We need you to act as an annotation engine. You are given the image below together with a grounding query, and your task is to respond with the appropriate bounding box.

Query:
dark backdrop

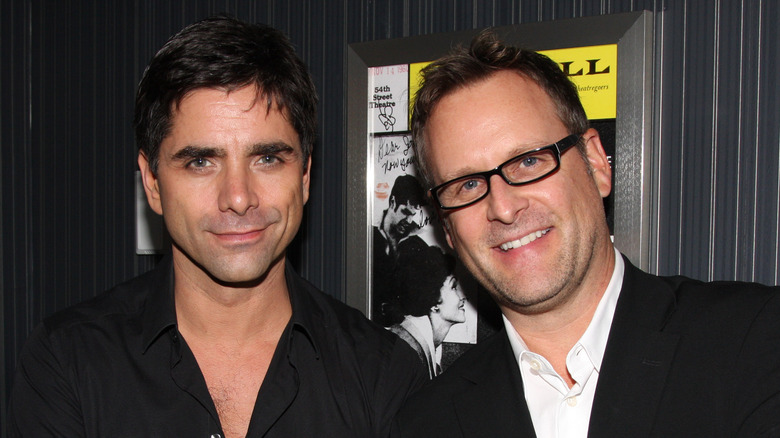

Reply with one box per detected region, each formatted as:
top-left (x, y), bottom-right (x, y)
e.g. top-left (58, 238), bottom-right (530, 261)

top-left (3, 0), bottom-right (779, 429)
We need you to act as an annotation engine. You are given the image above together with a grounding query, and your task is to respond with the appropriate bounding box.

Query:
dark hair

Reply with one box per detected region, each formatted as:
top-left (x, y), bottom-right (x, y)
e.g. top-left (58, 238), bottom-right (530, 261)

top-left (134, 16), bottom-right (317, 173)
top-left (389, 174), bottom-right (426, 209)
top-left (411, 29), bottom-right (588, 189)
top-left (393, 246), bottom-right (456, 317)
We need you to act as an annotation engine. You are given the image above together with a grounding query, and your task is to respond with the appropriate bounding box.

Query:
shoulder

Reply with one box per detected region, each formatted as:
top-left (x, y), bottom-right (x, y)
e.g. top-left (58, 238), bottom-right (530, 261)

top-left (434, 329), bottom-right (507, 378)
top-left (389, 324), bottom-right (418, 346)
top-left (402, 330), bottom-right (508, 406)
top-left (622, 257), bottom-right (780, 328)
top-left (665, 276), bottom-right (780, 347)
top-left (671, 276), bottom-right (778, 306)
top-left (286, 267), bottom-right (427, 375)
top-left (286, 268), bottom-right (428, 432)
top-left (19, 261), bottom-right (171, 378)
top-left (9, 266), bottom-right (166, 435)
top-left (394, 331), bottom-right (515, 436)
top-left (620, 260), bottom-right (780, 376)
top-left (288, 269), bottom-right (395, 345)
top-left (623, 260), bottom-right (780, 321)
top-left (37, 266), bottom-right (162, 346)
top-left (618, 260), bottom-right (780, 434)
top-left (389, 323), bottom-right (426, 361)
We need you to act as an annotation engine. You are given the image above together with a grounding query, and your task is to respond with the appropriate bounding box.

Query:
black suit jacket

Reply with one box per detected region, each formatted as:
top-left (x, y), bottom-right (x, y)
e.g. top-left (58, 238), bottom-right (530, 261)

top-left (395, 256), bottom-right (780, 437)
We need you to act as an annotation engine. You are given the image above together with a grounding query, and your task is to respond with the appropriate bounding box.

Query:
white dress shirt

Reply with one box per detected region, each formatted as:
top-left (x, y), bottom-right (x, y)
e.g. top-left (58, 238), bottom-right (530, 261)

top-left (503, 248), bottom-right (624, 438)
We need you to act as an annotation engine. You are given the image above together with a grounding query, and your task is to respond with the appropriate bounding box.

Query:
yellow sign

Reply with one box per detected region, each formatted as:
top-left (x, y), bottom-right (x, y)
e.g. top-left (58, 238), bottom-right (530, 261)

top-left (407, 44), bottom-right (617, 122)
top-left (540, 44), bottom-right (616, 120)
top-left (408, 62), bottom-right (428, 127)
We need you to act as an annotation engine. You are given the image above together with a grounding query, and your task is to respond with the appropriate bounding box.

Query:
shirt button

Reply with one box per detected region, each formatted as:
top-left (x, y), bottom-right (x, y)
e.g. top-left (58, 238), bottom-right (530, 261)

top-left (567, 396), bottom-right (578, 407)
top-left (210, 434), bottom-right (223, 438)
top-left (530, 360), bottom-right (541, 371)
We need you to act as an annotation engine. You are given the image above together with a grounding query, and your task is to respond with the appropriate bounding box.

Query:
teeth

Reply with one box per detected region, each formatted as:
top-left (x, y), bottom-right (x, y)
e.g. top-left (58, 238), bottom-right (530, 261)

top-left (500, 229), bottom-right (549, 251)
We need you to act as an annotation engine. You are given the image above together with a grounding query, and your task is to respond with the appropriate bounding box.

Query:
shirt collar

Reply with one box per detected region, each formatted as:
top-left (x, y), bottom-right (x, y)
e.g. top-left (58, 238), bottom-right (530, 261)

top-left (575, 247), bottom-right (624, 372)
top-left (503, 247), bottom-right (625, 372)
top-left (402, 315), bottom-right (437, 356)
top-left (283, 259), bottom-right (322, 358)
top-left (141, 254), bottom-right (177, 353)
top-left (140, 255), bottom-right (321, 357)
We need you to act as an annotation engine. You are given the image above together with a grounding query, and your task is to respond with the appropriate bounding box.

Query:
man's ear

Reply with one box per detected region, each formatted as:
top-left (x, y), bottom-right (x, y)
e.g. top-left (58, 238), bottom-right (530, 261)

top-left (582, 128), bottom-right (612, 198)
top-left (302, 155), bottom-right (312, 204)
top-left (138, 152), bottom-right (163, 215)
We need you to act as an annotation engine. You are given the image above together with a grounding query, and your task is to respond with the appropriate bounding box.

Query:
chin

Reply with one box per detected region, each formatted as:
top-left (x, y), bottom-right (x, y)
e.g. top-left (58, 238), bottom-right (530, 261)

top-left (202, 258), bottom-right (276, 286)
top-left (210, 270), bottom-right (269, 287)
top-left (175, 241), bottom-right (284, 286)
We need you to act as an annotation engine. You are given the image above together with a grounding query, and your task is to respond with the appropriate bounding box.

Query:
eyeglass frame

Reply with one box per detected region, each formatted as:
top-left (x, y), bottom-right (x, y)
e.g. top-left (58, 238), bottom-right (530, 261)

top-left (429, 134), bottom-right (582, 210)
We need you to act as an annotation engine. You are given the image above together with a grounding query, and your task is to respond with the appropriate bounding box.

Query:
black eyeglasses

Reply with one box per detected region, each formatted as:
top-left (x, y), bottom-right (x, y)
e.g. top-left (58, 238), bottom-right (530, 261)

top-left (430, 134), bottom-right (580, 210)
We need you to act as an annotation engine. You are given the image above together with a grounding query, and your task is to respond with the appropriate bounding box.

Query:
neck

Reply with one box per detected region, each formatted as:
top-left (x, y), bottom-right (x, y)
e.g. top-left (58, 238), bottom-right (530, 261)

top-left (173, 253), bottom-right (292, 344)
top-left (504, 243), bottom-right (616, 382)
top-left (428, 314), bottom-right (453, 347)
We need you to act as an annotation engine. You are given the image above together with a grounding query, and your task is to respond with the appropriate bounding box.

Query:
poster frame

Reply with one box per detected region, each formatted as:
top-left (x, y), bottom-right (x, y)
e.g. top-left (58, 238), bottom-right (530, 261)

top-left (346, 11), bottom-right (655, 315)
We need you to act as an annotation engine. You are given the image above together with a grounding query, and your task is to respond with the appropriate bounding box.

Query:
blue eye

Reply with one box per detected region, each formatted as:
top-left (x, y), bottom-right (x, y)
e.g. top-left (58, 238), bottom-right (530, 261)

top-left (259, 155), bottom-right (281, 165)
top-left (462, 179), bottom-right (482, 191)
top-left (187, 157), bottom-right (211, 168)
top-left (521, 156), bottom-right (539, 167)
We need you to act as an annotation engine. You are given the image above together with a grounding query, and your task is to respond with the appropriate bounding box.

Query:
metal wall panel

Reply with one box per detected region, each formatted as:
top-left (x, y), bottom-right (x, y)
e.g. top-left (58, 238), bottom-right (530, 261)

top-left (3, 0), bottom-right (779, 426)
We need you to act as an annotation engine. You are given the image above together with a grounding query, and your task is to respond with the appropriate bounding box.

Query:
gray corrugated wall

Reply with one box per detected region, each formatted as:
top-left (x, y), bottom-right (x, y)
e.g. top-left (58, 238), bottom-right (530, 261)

top-left (2, 0), bottom-right (779, 425)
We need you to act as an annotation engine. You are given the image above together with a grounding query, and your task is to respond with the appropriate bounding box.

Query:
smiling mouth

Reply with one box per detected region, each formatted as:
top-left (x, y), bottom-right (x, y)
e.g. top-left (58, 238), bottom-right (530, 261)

top-left (213, 229), bottom-right (263, 242)
top-left (499, 228), bottom-right (550, 251)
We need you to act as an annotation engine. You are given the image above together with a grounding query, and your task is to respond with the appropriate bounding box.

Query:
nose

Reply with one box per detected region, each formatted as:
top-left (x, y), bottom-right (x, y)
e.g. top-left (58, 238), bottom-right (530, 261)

top-left (485, 174), bottom-right (528, 224)
top-left (217, 165), bottom-right (259, 215)
top-left (410, 208), bottom-right (424, 228)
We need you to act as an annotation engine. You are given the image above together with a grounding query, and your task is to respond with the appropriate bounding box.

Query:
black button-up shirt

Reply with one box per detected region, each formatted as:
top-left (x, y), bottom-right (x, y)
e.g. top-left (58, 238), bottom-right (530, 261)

top-left (9, 256), bottom-right (427, 437)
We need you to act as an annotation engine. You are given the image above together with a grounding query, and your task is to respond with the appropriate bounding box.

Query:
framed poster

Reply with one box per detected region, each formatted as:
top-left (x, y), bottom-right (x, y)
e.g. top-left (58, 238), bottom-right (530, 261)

top-left (347, 11), bottom-right (654, 374)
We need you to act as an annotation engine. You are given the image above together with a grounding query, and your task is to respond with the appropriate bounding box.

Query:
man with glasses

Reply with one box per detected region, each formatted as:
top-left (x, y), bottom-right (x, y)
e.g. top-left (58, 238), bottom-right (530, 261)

top-left (394, 30), bottom-right (780, 437)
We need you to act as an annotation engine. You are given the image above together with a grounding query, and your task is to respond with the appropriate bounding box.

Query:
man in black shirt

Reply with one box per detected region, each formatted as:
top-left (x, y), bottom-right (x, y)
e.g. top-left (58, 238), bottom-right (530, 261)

top-left (9, 16), bottom-right (426, 437)
top-left (372, 174), bottom-right (429, 326)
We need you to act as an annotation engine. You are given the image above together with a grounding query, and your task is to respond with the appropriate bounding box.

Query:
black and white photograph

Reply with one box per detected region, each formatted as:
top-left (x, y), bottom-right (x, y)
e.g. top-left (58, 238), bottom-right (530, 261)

top-left (369, 132), bottom-right (480, 376)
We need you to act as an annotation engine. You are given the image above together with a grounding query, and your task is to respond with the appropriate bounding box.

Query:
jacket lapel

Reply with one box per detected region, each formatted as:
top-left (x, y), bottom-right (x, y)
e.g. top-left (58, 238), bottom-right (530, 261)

top-left (588, 258), bottom-right (680, 437)
top-left (453, 333), bottom-right (537, 437)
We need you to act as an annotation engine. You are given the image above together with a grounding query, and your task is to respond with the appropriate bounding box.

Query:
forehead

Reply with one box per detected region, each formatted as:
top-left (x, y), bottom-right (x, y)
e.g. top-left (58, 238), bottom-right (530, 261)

top-left (424, 71), bottom-right (567, 182)
top-left (165, 85), bottom-right (300, 151)
top-left (440, 276), bottom-right (460, 293)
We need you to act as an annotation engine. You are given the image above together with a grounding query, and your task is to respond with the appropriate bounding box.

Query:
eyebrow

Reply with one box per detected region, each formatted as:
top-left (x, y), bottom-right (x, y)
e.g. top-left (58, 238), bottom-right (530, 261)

top-left (170, 145), bottom-right (225, 161)
top-left (247, 141), bottom-right (297, 158)
top-left (440, 142), bottom-right (548, 182)
top-left (169, 141), bottom-right (299, 162)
